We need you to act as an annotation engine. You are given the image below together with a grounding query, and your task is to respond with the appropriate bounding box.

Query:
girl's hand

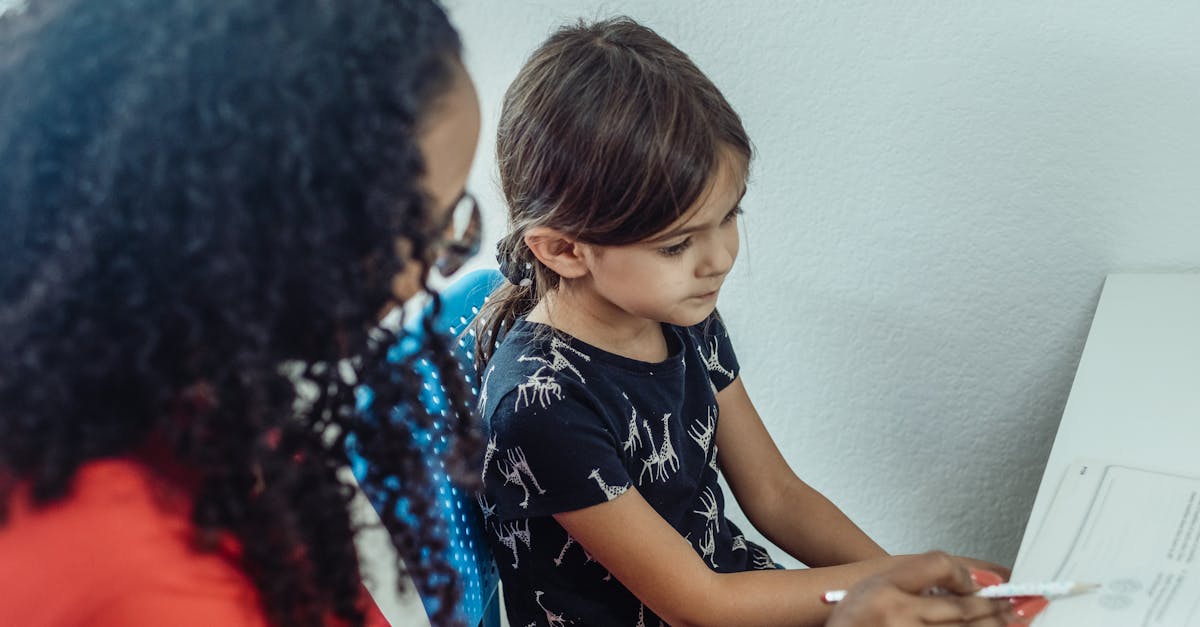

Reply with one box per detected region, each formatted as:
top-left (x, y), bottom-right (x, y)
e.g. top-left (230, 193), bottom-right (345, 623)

top-left (968, 568), bottom-right (1048, 627)
top-left (825, 551), bottom-right (1013, 627)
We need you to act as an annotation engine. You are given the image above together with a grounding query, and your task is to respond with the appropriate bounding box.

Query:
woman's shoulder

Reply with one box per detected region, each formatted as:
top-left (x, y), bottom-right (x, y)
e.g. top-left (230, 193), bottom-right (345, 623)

top-left (0, 458), bottom-right (267, 627)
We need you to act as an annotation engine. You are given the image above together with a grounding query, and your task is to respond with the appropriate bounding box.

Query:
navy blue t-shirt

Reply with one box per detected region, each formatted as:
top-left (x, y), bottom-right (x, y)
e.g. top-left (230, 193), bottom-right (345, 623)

top-left (479, 314), bottom-right (777, 626)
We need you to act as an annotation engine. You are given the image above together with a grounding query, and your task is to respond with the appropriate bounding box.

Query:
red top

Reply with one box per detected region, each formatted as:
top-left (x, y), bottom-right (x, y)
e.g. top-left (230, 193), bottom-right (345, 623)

top-left (0, 458), bottom-right (390, 627)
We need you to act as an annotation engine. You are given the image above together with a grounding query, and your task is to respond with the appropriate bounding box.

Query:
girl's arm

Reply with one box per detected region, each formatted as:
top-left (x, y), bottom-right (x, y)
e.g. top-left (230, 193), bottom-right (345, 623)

top-left (715, 376), bottom-right (887, 566)
top-left (555, 487), bottom-right (913, 627)
top-left (825, 552), bottom-right (1013, 627)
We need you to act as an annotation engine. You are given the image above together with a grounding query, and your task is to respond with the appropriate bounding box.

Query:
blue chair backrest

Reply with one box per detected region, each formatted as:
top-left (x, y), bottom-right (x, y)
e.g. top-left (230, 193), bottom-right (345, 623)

top-left (349, 269), bottom-right (504, 626)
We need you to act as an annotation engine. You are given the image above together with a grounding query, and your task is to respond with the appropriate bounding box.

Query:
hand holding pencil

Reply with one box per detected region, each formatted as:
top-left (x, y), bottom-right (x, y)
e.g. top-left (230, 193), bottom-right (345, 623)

top-left (824, 551), bottom-right (1050, 627)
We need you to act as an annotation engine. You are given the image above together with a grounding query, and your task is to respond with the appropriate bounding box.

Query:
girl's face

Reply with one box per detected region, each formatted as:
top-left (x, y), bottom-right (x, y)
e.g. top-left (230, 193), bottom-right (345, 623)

top-left (392, 62), bottom-right (482, 301)
top-left (579, 149), bottom-right (747, 329)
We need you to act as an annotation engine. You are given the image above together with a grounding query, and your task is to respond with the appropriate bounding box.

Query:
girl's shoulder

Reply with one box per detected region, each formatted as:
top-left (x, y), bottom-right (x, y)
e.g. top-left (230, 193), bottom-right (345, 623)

top-left (487, 320), bottom-right (596, 377)
top-left (479, 320), bottom-right (601, 414)
top-left (678, 310), bottom-right (740, 391)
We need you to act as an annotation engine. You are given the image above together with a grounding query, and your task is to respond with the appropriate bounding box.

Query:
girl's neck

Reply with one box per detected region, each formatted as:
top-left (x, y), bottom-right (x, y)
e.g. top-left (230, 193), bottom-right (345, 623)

top-left (526, 288), bottom-right (669, 363)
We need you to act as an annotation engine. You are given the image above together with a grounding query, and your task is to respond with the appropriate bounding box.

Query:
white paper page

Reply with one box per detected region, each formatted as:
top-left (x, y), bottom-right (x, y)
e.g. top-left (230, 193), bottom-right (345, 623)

top-left (1014, 461), bottom-right (1200, 626)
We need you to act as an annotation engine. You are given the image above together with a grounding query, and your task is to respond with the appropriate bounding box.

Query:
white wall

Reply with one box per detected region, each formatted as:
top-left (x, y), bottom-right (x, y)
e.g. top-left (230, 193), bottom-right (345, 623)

top-left (447, 0), bottom-right (1200, 569)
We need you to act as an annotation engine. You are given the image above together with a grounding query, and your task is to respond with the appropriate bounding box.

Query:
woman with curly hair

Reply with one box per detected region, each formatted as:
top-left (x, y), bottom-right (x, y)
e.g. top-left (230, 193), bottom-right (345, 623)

top-left (0, 0), bottom-right (481, 625)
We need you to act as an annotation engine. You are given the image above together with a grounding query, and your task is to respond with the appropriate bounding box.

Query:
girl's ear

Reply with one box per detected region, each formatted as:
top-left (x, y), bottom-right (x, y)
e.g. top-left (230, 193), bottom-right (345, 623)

top-left (524, 227), bottom-right (589, 279)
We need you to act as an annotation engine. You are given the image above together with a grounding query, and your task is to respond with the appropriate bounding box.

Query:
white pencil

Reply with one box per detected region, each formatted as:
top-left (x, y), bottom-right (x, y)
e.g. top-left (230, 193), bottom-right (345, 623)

top-left (821, 581), bottom-right (1099, 605)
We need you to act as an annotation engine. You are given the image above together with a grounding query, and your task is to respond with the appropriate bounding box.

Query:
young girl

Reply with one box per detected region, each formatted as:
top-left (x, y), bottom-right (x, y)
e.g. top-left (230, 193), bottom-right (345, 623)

top-left (475, 17), bottom-right (1006, 627)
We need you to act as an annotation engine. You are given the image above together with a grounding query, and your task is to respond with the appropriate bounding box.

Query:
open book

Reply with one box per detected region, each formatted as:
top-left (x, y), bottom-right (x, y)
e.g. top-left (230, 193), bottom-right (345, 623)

top-left (1012, 460), bottom-right (1200, 626)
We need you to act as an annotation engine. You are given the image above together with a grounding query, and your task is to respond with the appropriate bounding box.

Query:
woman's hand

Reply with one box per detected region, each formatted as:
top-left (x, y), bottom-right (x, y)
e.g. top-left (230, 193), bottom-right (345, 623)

top-left (825, 551), bottom-right (1013, 626)
top-left (954, 556), bottom-right (1011, 582)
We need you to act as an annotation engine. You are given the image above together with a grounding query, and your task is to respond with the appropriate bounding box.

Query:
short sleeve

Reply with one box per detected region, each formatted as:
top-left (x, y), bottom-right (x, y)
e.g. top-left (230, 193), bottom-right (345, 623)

top-left (483, 383), bottom-right (632, 520)
top-left (694, 312), bottom-right (740, 391)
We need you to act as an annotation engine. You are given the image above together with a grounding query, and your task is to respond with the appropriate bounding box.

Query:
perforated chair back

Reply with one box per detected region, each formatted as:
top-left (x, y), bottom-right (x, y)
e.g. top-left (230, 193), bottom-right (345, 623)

top-left (349, 269), bottom-right (504, 626)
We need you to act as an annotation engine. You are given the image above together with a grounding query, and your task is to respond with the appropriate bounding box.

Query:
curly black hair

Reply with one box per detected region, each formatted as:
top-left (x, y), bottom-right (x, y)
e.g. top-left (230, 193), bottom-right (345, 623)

top-left (0, 1), bottom-right (480, 625)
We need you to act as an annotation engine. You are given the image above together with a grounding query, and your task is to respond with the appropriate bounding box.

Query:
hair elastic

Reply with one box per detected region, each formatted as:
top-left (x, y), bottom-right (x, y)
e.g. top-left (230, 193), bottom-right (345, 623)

top-left (496, 249), bottom-right (534, 287)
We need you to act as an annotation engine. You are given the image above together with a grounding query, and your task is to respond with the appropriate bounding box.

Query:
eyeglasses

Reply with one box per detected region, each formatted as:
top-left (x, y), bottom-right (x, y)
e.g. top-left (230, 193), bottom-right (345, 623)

top-left (431, 191), bottom-right (482, 277)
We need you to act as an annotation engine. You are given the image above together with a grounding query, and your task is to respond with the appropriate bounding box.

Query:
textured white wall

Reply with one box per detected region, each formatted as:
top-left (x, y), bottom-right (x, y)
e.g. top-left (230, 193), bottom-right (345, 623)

top-left (448, 0), bottom-right (1200, 571)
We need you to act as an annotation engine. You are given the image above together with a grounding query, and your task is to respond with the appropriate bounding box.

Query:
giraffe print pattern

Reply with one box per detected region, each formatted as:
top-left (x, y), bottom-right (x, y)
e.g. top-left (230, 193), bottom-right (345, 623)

top-left (553, 534), bottom-right (613, 581)
top-left (512, 338), bottom-right (592, 411)
top-left (588, 468), bottom-right (629, 501)
top-left (637, 413), bottom-right (681, 485)
top-left (514, 367), bottom-right (562, 410)
top-left (701, 336), bottom-right (734, 381)
top-left (687, 406), bottom-right (717, 455)
top-left (478, 364), bottom-right (496, 411)
top-left (478, 316), bottom-right (772, 626)
top-left (495, 446), bottom-right (545, 509)
top-left (621, 398), bottom-right (643, 455)
top-left (535, 590), bottom-right (572, 626)
top-left (481, 435), bottom-right (498, 483)
top-left (494, 519), bottom-right (532, 569)
top-left (751, 544), bottom-right (777, 570)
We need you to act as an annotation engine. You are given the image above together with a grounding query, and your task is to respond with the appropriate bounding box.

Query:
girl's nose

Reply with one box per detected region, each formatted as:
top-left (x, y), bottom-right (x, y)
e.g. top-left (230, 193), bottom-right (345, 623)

top-left (699, 239), bottom-right (736, 278)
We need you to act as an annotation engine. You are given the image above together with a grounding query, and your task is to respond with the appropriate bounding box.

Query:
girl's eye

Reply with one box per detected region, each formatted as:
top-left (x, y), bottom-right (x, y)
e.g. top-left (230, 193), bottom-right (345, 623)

top-left (658, 238), bottom-right (692, 257)
top-left (721, 206), bottom-right (744, 225)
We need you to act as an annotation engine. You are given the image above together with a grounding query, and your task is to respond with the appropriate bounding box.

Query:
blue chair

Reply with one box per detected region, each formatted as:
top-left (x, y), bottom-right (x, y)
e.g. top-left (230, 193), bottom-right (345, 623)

top-left (349, 269), bottom-right (504, 626)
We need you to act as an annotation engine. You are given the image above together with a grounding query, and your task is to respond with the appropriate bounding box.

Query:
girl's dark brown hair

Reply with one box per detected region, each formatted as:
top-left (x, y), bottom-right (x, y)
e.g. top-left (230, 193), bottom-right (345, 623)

top-left (476, 16), bottom-right (752, 365)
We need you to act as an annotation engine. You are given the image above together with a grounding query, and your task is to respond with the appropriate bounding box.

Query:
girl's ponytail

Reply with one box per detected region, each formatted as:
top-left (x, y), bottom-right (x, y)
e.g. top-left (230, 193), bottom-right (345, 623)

top-left (473, 229), bottom-right (540, 368)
